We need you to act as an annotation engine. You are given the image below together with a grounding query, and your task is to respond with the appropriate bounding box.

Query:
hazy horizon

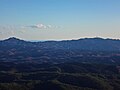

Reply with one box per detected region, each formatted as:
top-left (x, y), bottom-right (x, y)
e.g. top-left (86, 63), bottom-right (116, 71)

top-left (1, 36), bottom-right (120, 41)
top-left (0, 0), bottom-right (120, 40)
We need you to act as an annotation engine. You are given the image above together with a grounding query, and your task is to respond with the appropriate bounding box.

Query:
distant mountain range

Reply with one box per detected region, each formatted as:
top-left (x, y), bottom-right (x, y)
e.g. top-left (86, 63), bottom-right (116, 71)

top-left (0, 37), bottom-right (120, 52)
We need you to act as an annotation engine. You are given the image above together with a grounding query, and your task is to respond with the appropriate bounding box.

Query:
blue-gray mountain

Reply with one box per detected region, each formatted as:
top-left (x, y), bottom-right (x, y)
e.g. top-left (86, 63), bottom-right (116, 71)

top-left (0, 37), bottom-right (120, 51)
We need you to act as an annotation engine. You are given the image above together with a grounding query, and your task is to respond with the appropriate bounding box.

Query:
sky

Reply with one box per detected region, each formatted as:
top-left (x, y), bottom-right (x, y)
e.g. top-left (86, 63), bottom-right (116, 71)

top-left (0, 0), bottom-right (120, 40)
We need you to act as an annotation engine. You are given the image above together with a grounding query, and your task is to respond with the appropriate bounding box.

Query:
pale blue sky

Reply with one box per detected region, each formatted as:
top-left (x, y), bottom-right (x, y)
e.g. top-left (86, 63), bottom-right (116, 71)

top-left (0, 0), bottom-right (120, 40)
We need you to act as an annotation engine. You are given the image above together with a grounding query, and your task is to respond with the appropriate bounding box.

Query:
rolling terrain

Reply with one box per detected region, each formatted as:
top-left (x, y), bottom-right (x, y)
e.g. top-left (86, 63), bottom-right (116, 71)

top-left (0, 37), bottom-right (120, 90)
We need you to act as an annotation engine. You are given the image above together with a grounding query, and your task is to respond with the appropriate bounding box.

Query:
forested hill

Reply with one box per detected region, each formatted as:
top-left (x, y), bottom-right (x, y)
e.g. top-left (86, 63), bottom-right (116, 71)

top-left (0, 37), bottom-right (120, 90)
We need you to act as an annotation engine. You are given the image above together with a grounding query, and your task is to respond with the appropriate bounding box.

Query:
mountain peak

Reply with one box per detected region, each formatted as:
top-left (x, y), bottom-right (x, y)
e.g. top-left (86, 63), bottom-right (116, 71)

top-left (3, 37), bottom-right (25, 43)
top-left (5, 37), bottom-right (21, 41)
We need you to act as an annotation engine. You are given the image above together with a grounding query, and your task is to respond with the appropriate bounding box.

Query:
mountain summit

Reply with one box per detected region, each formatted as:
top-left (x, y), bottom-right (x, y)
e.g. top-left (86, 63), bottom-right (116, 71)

top-left (1, 37), bottom-right (26, 44)
top-left (4, 37), bottom-right (21, 41)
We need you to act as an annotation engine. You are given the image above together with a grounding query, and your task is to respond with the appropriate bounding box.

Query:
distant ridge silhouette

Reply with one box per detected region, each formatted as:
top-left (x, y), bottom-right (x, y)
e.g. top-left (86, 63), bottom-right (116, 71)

top-left (1, 37), bottom-right (120, 42)
top-left (0, 37), bottom-right (120, 51)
